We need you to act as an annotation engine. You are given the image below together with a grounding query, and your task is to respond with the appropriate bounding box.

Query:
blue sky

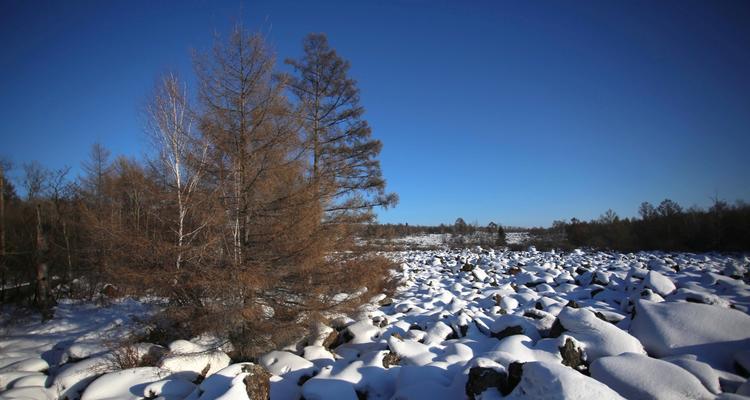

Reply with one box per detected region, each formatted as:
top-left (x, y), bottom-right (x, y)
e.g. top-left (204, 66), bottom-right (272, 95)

top-left (1, 0), bottom-right (749, 227)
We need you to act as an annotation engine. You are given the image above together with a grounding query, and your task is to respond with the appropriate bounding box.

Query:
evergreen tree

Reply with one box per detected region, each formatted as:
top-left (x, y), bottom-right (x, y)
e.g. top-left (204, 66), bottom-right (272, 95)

top-left (286, 33), bottom-right (397, 224)
top-left (496, 224), bottom-right (507, 247)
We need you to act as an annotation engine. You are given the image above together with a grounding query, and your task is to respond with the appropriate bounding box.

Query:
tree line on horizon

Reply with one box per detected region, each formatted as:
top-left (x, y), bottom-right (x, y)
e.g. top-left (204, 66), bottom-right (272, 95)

top-left (0, 27), bottom-right (397, 358)
top-left (555, 198), bottom-right (750, 252)
top-left (361, 199), bottom-right (750, 253)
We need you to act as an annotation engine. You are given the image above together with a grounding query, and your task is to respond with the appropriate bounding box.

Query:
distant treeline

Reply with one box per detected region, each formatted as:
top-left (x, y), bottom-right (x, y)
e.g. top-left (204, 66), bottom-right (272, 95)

top-left (361, 218), bottom-right (524, 239)
top-left (363, 199), bottom-right (750, 252)
top-left (555, 199), bottom-right (750, 252)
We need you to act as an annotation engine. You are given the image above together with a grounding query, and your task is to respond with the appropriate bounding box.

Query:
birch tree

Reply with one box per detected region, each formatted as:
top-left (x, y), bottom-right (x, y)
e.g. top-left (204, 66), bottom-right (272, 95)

top-left (146, 74), bottom-right (208, 284)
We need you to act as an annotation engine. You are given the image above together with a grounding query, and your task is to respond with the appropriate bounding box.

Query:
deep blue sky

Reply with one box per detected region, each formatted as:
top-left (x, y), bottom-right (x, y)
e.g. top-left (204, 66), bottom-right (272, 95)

top-left (2, 0), bottom-right (749, 227)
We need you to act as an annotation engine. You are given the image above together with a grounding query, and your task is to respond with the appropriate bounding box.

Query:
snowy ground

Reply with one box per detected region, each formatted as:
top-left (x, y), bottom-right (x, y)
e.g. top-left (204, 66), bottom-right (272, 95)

top-left (389, 234), bottom-right (450, 248)
top-left (505, 232), bottom-right (530, 245)
top-left (2, 248), bottom-right (750, 399)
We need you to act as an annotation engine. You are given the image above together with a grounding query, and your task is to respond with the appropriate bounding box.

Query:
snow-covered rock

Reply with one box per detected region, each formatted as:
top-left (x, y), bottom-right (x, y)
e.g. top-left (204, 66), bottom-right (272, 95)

top-left (590, 352), bottom-right (714, 400)
top-left (557, 307), bottom-right (645, 362)
top-left (643, 271), bottom-right (677, 296)
top-left (506, 361), bottom-right (625, 399)
top-left (81, 367), bottom-right (166, 400)
top-left (630, 300), bottom-right (750, 371)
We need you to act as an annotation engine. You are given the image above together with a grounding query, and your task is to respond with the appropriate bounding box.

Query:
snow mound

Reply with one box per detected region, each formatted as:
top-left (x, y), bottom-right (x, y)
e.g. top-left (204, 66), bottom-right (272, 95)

top-left (507, 361), bottom-right (625, 400)
top-left (643, 270), bottom-right (677, 296)
top-left (630, 300), bottom-right (750, 371)
top-left (159, 350), bottom-right (230, 381)
top-left (557, 307), bottom-right (645, 362)
top-left (590, 352), bottom-right (714, 400)
top-left (81, 367), bottom-right (166, 400)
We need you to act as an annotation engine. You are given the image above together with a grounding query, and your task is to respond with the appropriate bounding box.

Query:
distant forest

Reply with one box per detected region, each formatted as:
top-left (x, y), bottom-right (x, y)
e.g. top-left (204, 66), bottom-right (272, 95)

top-left (363, 198), bottom-right (750, 252)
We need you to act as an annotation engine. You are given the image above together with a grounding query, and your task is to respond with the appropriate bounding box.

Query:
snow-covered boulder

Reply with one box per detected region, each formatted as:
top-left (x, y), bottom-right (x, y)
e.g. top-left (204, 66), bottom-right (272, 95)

top-left (630, 300), bottom-right (750, 371)
top-left (259, 351), bottom-right (314, 377)
top-left (490, 315), bottom-right (540, 341)
top-left (81, 367), bottom-right (166, 400)
top-left (590, 352), bottom-right (714, 400)
top-left (643, 271), bottom-right (677, 296)
top-left (664, 355), bottom-right (722, 394)
top-left (0, 386), bottom-right (54, 399)
top-left (184, 363), bottom-right (261, 400)
top-left (505, 361), bottom-right (625, 399)
top-left (557, 307), bottom-right (645, 362)
top-left (0, 358), bottom-right (48, 374)
top-left (159, 350), bottom-right (230, 381)
top-left (142, 378), bottom-right (196, 400)
top-left (51, 355), bottom-right (116, 400)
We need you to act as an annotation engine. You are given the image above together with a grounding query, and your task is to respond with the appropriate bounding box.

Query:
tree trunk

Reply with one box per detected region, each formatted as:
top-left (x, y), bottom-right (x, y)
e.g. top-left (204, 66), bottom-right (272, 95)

top-left (62, 219), bottom-right (72, 283)
top-left (35, 204), bottom-right (52, 320)
top-left (0, 166), bottom-right (5, 303)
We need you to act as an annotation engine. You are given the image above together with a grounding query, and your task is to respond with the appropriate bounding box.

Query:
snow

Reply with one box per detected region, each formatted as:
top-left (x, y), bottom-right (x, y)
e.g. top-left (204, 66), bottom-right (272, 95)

top-left (643, 270), bottom-right (677, 296)
top-left (80, 367), bottom-right (167, 400)
top-left (556, 307), bottom-right (645, 362)
top-left (506, 361), bottom-right (625, 399)
top-left (2, 248), bottom-right (750, 399)
top-left (590, 352), bottom-right (715, 400)
top-left (159, 349), bottom-right (231, 381)
top-left (630, 299), bottom-right (750, 371)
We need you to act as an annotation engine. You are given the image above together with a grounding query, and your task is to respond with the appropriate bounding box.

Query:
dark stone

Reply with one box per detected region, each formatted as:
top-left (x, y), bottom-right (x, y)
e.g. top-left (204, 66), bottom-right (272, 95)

top-left (590, 288), bottom-right (604, 297)
top-left (466, 367), bottom-right (506, 399)
top-left (494, 294), bottom-right (503, 307)
top-left (735, 360), bottom-right (750, 377)
top-left (243, 364), bottom-right (271, 399)
top-left (331, 328), bottom-right (355, 348)
top-left (594, 312), bottom-right (609, 322)
top-left (378, 297), bottom-right (393, 306)
top-left (548, 318), bottom-right (565, 338)
top-left (382, 351), bottom-right (400, 368)
top-left (504, 362), bottom-right (524, 395)
top-left (356, 390), bottom-right (368, 400)
top-left (491, 325), bottom-right (524, 340)
top-left (322, 329), bottom-right (339, 349)
top-left (462, 263), bottom-right (475, 272)
top-left (592, 275), bottom-right (608, 286)
top-left (535, 302), bottom-right (544, 310)
top-left (459, 324), bottom-right (468, 337)
top-left (193, 363), bottom-right (211, 384)
top-left (100, 284), bottom-right (120, 298)
top-left (523, 310), bottom-right (544, 320)
top-left (409, 324), bottom-right (423, 331)
top-left (566, 300), bottom-right (580, 309)
top-left (507, 267), bottom-right (522, 275)
top-left (559, 338), bottom-right (588, 374)
top-left (297, 374), bottom-right (312, 386)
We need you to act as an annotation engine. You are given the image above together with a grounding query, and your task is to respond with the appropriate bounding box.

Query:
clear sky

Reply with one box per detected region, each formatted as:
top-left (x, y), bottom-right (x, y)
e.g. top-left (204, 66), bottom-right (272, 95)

top-left (2, 0), bottom-right (749, 227)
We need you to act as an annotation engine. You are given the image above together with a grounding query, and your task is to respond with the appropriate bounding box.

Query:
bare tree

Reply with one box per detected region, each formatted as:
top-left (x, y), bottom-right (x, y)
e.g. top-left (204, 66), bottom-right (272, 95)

top-left (146, 73), bottom-right (208, 283)
top-left (48, 167), bottom-right (74, 283)
top-left (22, 162), bottom-right (53, 318)
top-left (81, 142), bottom-right (112, 204)
top-left (0, 161), bottom-right (7, 301)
